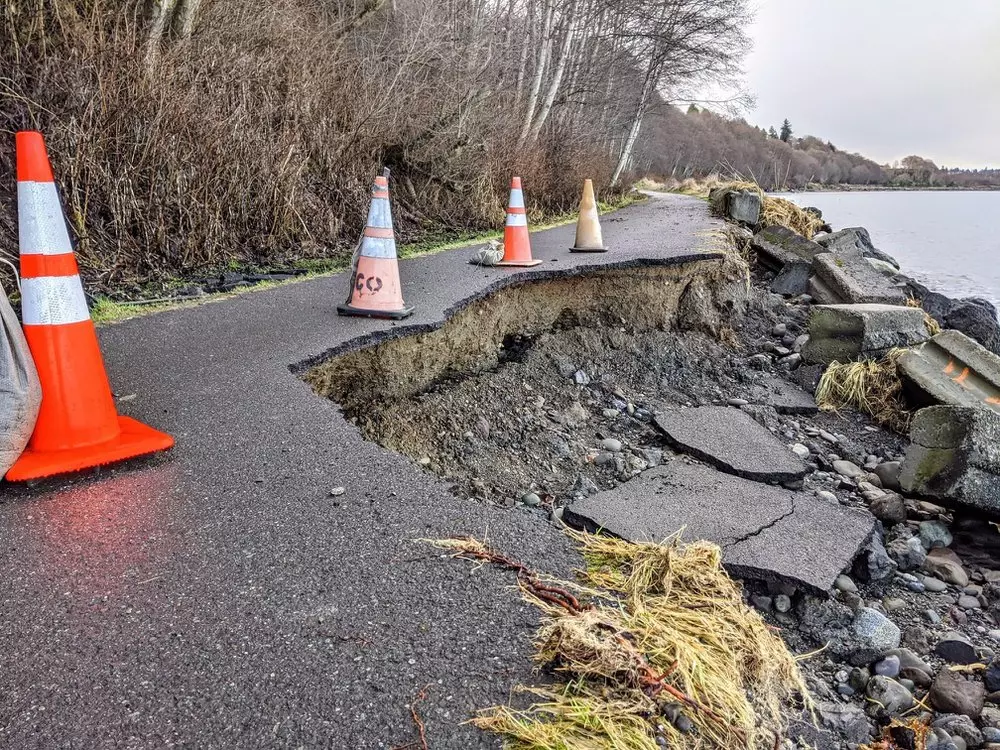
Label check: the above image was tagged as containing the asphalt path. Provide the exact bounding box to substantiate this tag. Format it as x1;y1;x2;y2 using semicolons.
0;193;722;749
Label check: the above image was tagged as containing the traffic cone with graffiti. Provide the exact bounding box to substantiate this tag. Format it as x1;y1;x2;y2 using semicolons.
495;176;542;267
338;169;413;319
570;179;607;253
6;131;174;481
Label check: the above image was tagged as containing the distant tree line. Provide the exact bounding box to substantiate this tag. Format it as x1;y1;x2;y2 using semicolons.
639;108;1000;190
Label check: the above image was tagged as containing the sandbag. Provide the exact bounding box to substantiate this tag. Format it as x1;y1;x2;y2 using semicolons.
0;282;41;476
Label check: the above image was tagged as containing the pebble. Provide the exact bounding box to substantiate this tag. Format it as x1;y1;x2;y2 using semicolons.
727;398;749;407
329;487;346;496
926;609;943;624
924;575;950;593
573;370;591;385
602;408;618;418
920;520;954;550
774;594;792;613
772;323;787;336
865;674;914;713
521;492;541;507
883;597;907;612
959;595;982;610
790;443;810;459
874;655;901;678
751;595;772;611
833;460;863;478
816;490;838;503
600;438;623;453
835;574;858;594
819;430;838;444
936;631;979;664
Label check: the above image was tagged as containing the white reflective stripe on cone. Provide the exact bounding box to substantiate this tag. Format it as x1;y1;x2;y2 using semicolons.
366;197;394;229
21;276;91;326
18;181;74;256
359;236;398;259
507;189;525;209
505;213;527;227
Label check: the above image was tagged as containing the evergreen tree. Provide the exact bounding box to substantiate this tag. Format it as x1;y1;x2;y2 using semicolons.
767;126;778;139
687;104;700;114
779;119;793;142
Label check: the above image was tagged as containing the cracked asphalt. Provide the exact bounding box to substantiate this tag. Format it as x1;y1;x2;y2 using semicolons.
0;193;721;748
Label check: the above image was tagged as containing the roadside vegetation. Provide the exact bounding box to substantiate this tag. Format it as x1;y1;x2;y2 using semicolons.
0;0;748;296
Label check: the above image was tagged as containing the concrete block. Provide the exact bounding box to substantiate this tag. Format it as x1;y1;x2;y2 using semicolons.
803;304;930;364
752;226;828;297
898;329;1000;412
900;406;1000;513
811;248;907;306
816;227;901;270
709;187;761;226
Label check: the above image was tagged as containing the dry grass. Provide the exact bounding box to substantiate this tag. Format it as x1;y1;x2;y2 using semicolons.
426;531;811;749
0;1;627;293
906;298;943;336
815;349;911;432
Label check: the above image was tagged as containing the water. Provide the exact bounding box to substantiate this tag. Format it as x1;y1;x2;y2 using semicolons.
778;191;1000;308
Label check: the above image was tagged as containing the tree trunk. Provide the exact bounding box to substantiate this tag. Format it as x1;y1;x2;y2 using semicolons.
526;0;579;142
517;0;554;147
610;66;657;187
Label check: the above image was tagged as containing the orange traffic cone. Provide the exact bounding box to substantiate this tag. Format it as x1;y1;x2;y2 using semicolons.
570;179;607;253
338;169;413;319
5;132;174;482
495;177;542;267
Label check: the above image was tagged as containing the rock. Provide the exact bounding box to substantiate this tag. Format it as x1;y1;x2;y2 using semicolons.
653;407;808;485
774;594;792;613
900;666;933;688
986;662;1000;693
803;303;929;364
919;520;954;550
870;492;907;525
816;227;900;270
833;460;864;479
900;404;1000;511
641;448;663;468
573;369;591;385
329;486;346;497
565;462;875;594
850;607;901;664
888;647;932;674
888;536;927;572
571;474;599;498
859;538;897;583
835;574;858;593
521;492;541;506
817;490;838;503
601;438;623;453
947;297;1000;355
874;461;903;491
924;548;970;587
924;575;950;592
934;714;985;748
875;655;901;678
810;246;908;306
936;631;979;664
751;594;772;611
791;443;810;459
959;595;981;610
751;226;827;297
866;674;914;713
813;701;873;745
930;670;986;717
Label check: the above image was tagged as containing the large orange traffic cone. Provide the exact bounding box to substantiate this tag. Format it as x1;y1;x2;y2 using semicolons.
570;179;607;253
338;169;413;319
5;132;174;482
495;176;542;267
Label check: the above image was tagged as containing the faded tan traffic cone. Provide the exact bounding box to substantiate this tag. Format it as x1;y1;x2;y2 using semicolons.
569;179;607;253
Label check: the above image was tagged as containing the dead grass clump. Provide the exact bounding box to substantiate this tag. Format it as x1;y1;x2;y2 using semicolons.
426;530;811;749
815;349;911;432
906;298;942;336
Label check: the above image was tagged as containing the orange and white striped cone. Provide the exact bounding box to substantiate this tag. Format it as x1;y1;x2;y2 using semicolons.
5;132;174;482
495;176;542;267
338;169;413;319
570;179;607;253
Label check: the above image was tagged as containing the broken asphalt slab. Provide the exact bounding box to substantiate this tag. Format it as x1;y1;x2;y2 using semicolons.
0;193;725;749
654;405;809;485
564;460;876;593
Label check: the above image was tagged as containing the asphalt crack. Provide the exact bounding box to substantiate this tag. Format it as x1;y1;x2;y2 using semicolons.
722;495;797;548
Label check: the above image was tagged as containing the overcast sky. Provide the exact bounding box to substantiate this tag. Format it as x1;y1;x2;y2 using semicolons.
739;0;1000;169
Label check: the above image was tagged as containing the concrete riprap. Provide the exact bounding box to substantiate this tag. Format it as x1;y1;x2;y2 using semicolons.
803;303;930;364
900;405;1000;512
898;329;1000;413
810;248;907;306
